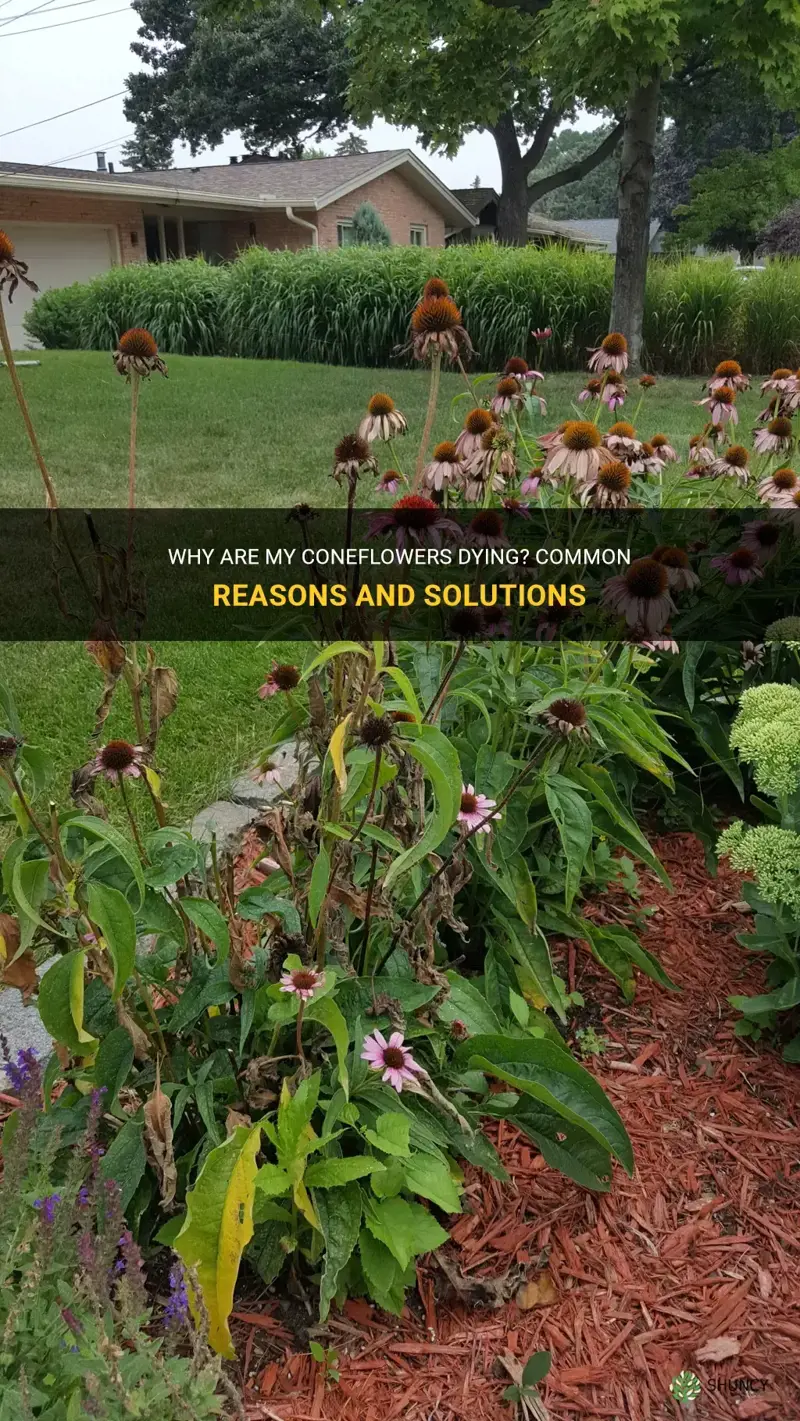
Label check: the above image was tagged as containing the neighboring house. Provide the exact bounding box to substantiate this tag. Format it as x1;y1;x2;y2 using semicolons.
552;218;665;255
0;149;476;345
448;187;601;248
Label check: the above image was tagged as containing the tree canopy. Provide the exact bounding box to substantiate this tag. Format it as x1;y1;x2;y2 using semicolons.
669;138;800;258
529;125;619;219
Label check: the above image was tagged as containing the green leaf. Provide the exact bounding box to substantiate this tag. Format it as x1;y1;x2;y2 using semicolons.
305;994;350;1097
99;1119;146;1209
358;1227;407;1315
681;641;706;712
92;1026;134;1107
384;725;461;892
236;886;302;934
496;917;567;1023
679;704;744;798
169;963;236;1033
302;642;370;679
304;1156;383;1186
580;919;679;999
509;854;538;929
403;1154;462;1213
362;1112;411;1157
87;881;136;1000
308;841;331;928
382;665;423;722
363;1195;449;1270
9;848;63;941
254;1163;292;1199
437;973;503;1035
485;1095;613;1192
155;1213;186;1246
544;777;592;910
569;765;670;886
181;897;231;962
456;1034;633;1174
175;1123;262;1358
522;1352;551;1387
70;816;145;908
38;951;97;1054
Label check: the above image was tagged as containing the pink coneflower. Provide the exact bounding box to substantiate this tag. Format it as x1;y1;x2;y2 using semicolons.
707;359;749;394
455;407;495;464
466;509;508;548
742;640;765;668
279;967;324;1001
89;741;146;781
695;386;738;426
578;378;603;403
711;547;763;586
491;375;525;416
458;784;501;833
753;416;794;456
742;519;781;562
332;433;377;485
361;1030;423;1093
639;630;679;654
532;326;552;342
422;441;463;492
651;545;700;592
368;495;460;549
409;295;473;364
254;761;282;785
113;328;167;380
579;460;632;509
603;558;675;635
709;443;750;484
543;420;610;484
541;697;590;740
650;433;678;462
465;426;516;498
520;471;542;496
358;393;408;443
502;497;531;519
760;367;796;395
601;371;627;410
259;662;301;698
758;466;798;506
377;469;403;494
588;331;628;374
482;606;512;638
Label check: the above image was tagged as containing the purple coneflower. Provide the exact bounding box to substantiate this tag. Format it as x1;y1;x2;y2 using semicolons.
455;407;495;464
711;547;763;586
423;440;463;492
520;471;542;496
753;416;794;456
113;328;167;380
603;558;675;636
332;433;377;485
89;741;146;781
758;466;798;507
502;497;531;519
465;510;508;549
695;386;738;426
579;460;632;509
532;326;552;342
361;1030;422;1093
638;630;680;655
543;420;610;485
482;606;512;638
465;427;515;499
650;433;678;463
707;359;749;394
409;295;473;364
688;435;715;465
604;421;640;463
457;784;501;834
358;393;408;443
0;229;38;302
377;469;403;495
651;545;700;592
259;662;301;699
254;760;282;785
368;495;460;550
279;966;324;1001
577;378;603;403
629;441;662;475
742;640;765;668
760;367;796;395
638;374;657;389
491;375;525;416
588;332;628;374
601;372;627;410
541;698;590;740
709;444;750;484
741;520;781;562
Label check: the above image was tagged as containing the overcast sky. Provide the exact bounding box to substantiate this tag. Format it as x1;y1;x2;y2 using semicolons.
0;0;595;185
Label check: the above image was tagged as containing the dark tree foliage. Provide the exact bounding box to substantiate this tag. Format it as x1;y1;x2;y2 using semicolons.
529;124;620;219
121;0;351;169
759;203;800;256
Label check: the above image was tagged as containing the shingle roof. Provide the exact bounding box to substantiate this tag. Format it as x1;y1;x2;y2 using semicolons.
551;218;662;254
451;187;499;217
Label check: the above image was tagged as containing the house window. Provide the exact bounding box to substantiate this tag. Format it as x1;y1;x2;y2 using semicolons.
337;221;356;247
409;225;427;247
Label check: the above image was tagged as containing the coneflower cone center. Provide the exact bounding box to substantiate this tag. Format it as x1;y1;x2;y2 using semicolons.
564;421;601;451
382;1047;406;1068
626;560;668;598
460;792;478;814
101;740;137;771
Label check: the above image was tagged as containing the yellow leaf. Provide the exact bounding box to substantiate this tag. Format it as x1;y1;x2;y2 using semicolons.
516;1271;558;1310
144;765;162;797
175;1124;262;1358
207;1005;221;1018
69;950;96;1046
328;713;352;792
293;1175;319;1231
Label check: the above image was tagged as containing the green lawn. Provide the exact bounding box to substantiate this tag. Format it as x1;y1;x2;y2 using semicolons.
0;351;772;827
1;350;761;507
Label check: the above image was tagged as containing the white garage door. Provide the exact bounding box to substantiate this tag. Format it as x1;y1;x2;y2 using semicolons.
3;222;116;348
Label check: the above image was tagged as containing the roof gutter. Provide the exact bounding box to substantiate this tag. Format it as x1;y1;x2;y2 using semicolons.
284;205;318;245
0;171;293;211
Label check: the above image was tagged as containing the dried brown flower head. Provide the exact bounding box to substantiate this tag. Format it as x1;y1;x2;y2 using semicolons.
113;327;167;379
0;229;38;302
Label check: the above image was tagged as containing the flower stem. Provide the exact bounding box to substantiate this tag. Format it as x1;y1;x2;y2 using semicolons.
423;641;465;722
0;299;59;508
117;773;146;859
127;373;140;587
295;1001;306;1068
413;351;441;491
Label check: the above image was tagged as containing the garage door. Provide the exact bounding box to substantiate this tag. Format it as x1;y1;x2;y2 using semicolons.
3;222;116;348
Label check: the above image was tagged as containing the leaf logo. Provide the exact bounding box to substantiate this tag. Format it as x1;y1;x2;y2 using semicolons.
670;1370;702;1404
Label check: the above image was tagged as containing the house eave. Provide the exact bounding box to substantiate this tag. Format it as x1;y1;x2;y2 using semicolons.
0;172;305;212
315;151;478;229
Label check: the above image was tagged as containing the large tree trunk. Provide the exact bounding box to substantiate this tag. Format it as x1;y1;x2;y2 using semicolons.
492;112;529;245
610;72;661;371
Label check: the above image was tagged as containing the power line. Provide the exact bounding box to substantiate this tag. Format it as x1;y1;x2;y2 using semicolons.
48;130;132;164
1;4;128;35
0;90;124;138
0;0;57;30
2;0;110;23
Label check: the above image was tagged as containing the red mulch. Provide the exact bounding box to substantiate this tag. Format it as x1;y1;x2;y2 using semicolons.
236;834;800;1421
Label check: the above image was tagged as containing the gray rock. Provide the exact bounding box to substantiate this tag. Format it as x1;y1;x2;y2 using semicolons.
229;775;283;811
189;799;258;857
0;957;58;1065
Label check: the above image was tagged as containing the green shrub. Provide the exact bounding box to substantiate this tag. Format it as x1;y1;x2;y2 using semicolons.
642;257;744;375
77;259;228;356
22;283;87;349
350;200;392;246
740;259;800;372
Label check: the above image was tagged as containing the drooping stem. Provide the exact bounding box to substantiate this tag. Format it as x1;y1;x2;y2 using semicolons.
0;299;59;508
117;773;146;859
413;351;442;491
423;640;465;722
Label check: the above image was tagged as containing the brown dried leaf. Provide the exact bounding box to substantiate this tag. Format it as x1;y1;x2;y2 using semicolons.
115;1002;151;1061
226;1108;252;1136
143;1061;177;1205
437;1250;523;1309
1;947;38;1002
0;912;21;961
517;1272;558;1310
695;1336;741;1363
146;664;179;750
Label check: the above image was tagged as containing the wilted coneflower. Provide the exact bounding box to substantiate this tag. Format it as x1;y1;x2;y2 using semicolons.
541;697;590;740
409;294;472;364
602;557;674;635
688;434;715;464
758;466;798;507
742;519;781;563
504;356;529;376
358;392;408;443
707;359;750;394
89;740;146;781
377;469;403;495
465;509;508;549
114;328;168;381
709;443;750;483
651;545;700;591
520;469;543;496
685;462;716;480
502;496;531;519
587;331;628;374
455;407;495;463
359;712;395;750
0;229;37;303
368;494;460;550
449;606;484;640
760;368;796;395
0;233;61;509
332;432;377;485
422;276;450;299
753;415;794;456
650;433;678;462
696;385;738;426
578;377;603;403
491;375;525;416
638;628;680;655
638;374;657;389
579;459;632;509
604;420;641;462
0;734;22;765
601;370;627;410
629;440;662;475
458;784;501;833
543;420;610;484
422;440;463;492
465;426;516;499
259;662;301;698
710;546;764;586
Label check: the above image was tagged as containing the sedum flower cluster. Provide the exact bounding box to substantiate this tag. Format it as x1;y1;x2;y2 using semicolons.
717;821;800;916
765;615;800;650
729;683;800;798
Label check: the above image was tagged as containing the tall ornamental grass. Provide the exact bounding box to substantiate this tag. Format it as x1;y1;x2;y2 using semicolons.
24;243;800;374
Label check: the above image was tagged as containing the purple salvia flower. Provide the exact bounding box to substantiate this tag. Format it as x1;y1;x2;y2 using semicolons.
33;1193;61;1225
5;1047;39;1093
61;1308;83;1338
164;1261;190;1329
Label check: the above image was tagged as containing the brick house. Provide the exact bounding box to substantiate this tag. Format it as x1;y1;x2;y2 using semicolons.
0;149;476;345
